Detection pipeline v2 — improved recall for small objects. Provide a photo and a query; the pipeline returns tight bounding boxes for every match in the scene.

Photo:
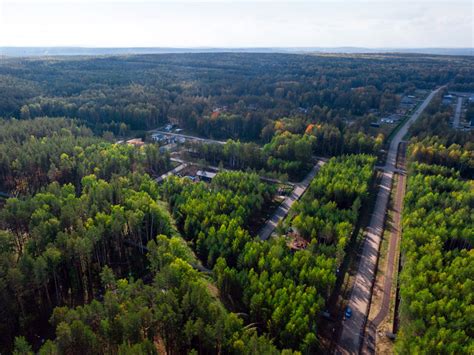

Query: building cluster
[442,94,455,106]
[380,113,402,124]
[399,95,416,111]
[372,95,419,127]
[151,133,185,145]
[443,92,474,130]
[171,169,217,184]
[125,138,145,147]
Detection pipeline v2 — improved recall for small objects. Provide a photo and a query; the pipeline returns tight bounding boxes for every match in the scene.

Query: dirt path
[258,161,324,240]
[372,170,405,327]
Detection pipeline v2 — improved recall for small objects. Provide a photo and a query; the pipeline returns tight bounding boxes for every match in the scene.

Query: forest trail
[258,160,325,240]
[336,87,442,355]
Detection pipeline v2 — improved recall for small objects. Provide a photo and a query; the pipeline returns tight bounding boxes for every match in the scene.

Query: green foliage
[0,117,171,194]
[264,132,314,180]
[162,171,275,266]
[306,123,383,156]
[1,53,472,137]
[41,236,282,355]
[235,238,331,350]
[13,337,33,355]
[1,169,283,353]
[409,136,474,178]
[396,160,474,354]
[0,174,171,350]
[291,155,375,264]
[162,160,374,351]
[191,126,381,182]
[2,53,472,353]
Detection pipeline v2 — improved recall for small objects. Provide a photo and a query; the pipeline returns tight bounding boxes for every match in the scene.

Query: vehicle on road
[345,306,352,319]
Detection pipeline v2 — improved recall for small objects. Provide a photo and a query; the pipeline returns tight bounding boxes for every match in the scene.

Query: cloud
[0,1,472,47]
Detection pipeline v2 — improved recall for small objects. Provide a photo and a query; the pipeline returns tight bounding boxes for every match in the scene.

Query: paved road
[375,165,405,175]
[336,87,441,354]
[453,97,463,129]
[375,175,406,321]
[362,142,407,354]
[373,143,407,328]
[386,88,441,171]
[258,161,324,240]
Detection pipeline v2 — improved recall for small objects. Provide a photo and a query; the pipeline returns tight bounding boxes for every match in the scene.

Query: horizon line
[1,45,473,49]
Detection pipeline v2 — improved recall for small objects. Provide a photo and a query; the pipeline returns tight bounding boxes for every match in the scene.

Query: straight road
[258,161,324,240]
[386,88,441,171]
[372,175,406,322]
[362,143,407,354]
[453,97,463,129]
[336,87,441,354]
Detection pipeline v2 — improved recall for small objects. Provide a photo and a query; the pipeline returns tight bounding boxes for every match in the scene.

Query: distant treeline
[1,53,473,141]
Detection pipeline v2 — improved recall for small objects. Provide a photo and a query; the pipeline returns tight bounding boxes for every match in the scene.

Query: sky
[0,0,472,48]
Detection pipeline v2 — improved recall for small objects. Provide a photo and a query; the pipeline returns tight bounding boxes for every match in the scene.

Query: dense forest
[0,52,473,353]
[30,236,289,354]
[290,155,375,264]
[161,155,375,351]
[396,159,473,353]
[0,117,171,194]
[408,136,474,178]
[0,133,332,352]
[0,119,291,353]
[189,123,381,181]
[395,90,474,353]
[1,53,473,141]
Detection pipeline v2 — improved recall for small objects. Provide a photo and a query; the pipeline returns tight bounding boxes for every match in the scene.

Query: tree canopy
[396,158,473,354]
